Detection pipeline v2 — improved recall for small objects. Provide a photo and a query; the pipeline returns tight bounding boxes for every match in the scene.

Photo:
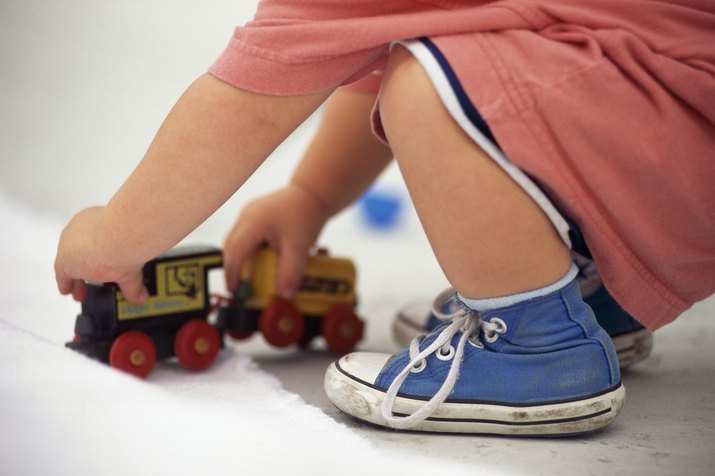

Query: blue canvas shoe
[393,255,653,368]
[325,279,625,435]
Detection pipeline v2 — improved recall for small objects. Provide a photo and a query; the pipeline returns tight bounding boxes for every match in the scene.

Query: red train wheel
[259,299,304,348]
[175,320,221,371]
[321,305,364,354]
[109,331,157,378]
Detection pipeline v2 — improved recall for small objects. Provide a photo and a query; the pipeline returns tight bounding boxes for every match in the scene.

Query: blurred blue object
[358,188,404,230]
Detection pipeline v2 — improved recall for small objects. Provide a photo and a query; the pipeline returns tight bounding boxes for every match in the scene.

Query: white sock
[457,263,579,312]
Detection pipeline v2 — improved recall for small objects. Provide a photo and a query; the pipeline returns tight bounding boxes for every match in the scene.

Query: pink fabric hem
[210,40,388,95]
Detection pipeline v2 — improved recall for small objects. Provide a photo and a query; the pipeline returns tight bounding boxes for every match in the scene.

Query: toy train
[66,245,364,378]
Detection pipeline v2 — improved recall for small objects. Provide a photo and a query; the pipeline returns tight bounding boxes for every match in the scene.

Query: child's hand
[223,184,330,299]
[55,206,149,303]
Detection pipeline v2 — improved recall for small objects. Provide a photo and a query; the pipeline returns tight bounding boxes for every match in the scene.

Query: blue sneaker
[393,256,653,368]
[325,280,625,435]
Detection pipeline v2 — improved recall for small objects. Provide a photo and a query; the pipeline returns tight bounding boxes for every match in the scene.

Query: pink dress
[209,0,715,330]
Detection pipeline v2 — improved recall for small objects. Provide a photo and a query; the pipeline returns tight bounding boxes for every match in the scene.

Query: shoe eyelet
[484,317,507,343]
[468,338,484,349]
[490,317,507,334]
[410,359,427,373]
[436,345,455,361]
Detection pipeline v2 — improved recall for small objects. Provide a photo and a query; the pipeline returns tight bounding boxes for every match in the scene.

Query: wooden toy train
[66,246,364,378]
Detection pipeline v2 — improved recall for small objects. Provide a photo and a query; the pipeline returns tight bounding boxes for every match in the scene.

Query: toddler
[55,1,715,435]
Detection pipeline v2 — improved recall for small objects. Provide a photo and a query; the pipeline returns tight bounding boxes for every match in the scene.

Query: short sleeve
[208,0,517,95]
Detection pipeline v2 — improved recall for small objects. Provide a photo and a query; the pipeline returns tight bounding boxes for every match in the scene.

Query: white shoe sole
[612,328,654,367]
[393,309,654,368]
[325,359,626,436]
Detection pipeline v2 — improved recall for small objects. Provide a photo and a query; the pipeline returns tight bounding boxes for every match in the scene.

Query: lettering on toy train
[119,302,150,315]
[298,276,351,295]
[166,264,199,298]
[153,299,185,310]
[119,299,186,318]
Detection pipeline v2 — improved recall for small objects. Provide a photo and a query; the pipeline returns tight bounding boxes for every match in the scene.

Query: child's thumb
[117,272,149,304]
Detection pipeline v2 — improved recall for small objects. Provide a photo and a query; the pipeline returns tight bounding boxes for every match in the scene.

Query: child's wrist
[91,206,148,272]
[287,180,333,222]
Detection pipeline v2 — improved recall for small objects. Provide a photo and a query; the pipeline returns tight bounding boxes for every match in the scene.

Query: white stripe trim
[396,39,572,248]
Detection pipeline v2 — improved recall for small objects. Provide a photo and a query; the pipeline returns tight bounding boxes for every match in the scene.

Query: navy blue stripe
[418,37,501,149]
[416,37,591,256]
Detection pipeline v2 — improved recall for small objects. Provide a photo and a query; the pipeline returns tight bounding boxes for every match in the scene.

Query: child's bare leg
[324,47,623,435]
[325,46,623,435]
[379,46,571,298]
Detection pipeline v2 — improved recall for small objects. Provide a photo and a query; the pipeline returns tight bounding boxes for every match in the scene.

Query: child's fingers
[56,274,88,302]
[70,280,88,302]
[56,272,74,297]
[276,244,309,300]
[223,226,266,293]
[55,261,87,301]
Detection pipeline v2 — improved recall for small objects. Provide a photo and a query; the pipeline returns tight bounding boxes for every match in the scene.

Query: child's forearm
[97,73,331,265]
[290,88,393,218]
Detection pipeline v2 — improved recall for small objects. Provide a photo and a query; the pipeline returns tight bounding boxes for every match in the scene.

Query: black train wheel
[109,331,157,378]
[321,305,364,354]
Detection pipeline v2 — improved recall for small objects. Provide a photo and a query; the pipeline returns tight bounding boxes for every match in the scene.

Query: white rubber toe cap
[335,352,392,385]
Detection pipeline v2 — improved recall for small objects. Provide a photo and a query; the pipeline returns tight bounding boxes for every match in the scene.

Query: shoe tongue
[420,323,452,348]
[440,295,460,313]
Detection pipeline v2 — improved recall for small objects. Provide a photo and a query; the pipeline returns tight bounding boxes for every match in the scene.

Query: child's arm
[55,73,331,303]
[223,87,393,298]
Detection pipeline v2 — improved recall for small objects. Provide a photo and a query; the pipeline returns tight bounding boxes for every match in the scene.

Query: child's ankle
[457,262,579,312]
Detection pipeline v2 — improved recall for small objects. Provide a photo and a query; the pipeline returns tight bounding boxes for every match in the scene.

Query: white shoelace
[381,288,507,429]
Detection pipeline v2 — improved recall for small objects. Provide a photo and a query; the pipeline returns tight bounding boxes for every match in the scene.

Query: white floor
[2,2,714,475]
[2,193,713,475]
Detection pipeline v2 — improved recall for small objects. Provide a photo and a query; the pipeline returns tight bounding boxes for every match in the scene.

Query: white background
[1,2,713,475]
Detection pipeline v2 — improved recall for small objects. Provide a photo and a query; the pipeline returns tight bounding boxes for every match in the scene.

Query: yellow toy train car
[66,245,364,377]
[217,247,364,354]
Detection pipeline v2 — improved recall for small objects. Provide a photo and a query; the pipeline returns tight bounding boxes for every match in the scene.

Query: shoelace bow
[381,288,507,429]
